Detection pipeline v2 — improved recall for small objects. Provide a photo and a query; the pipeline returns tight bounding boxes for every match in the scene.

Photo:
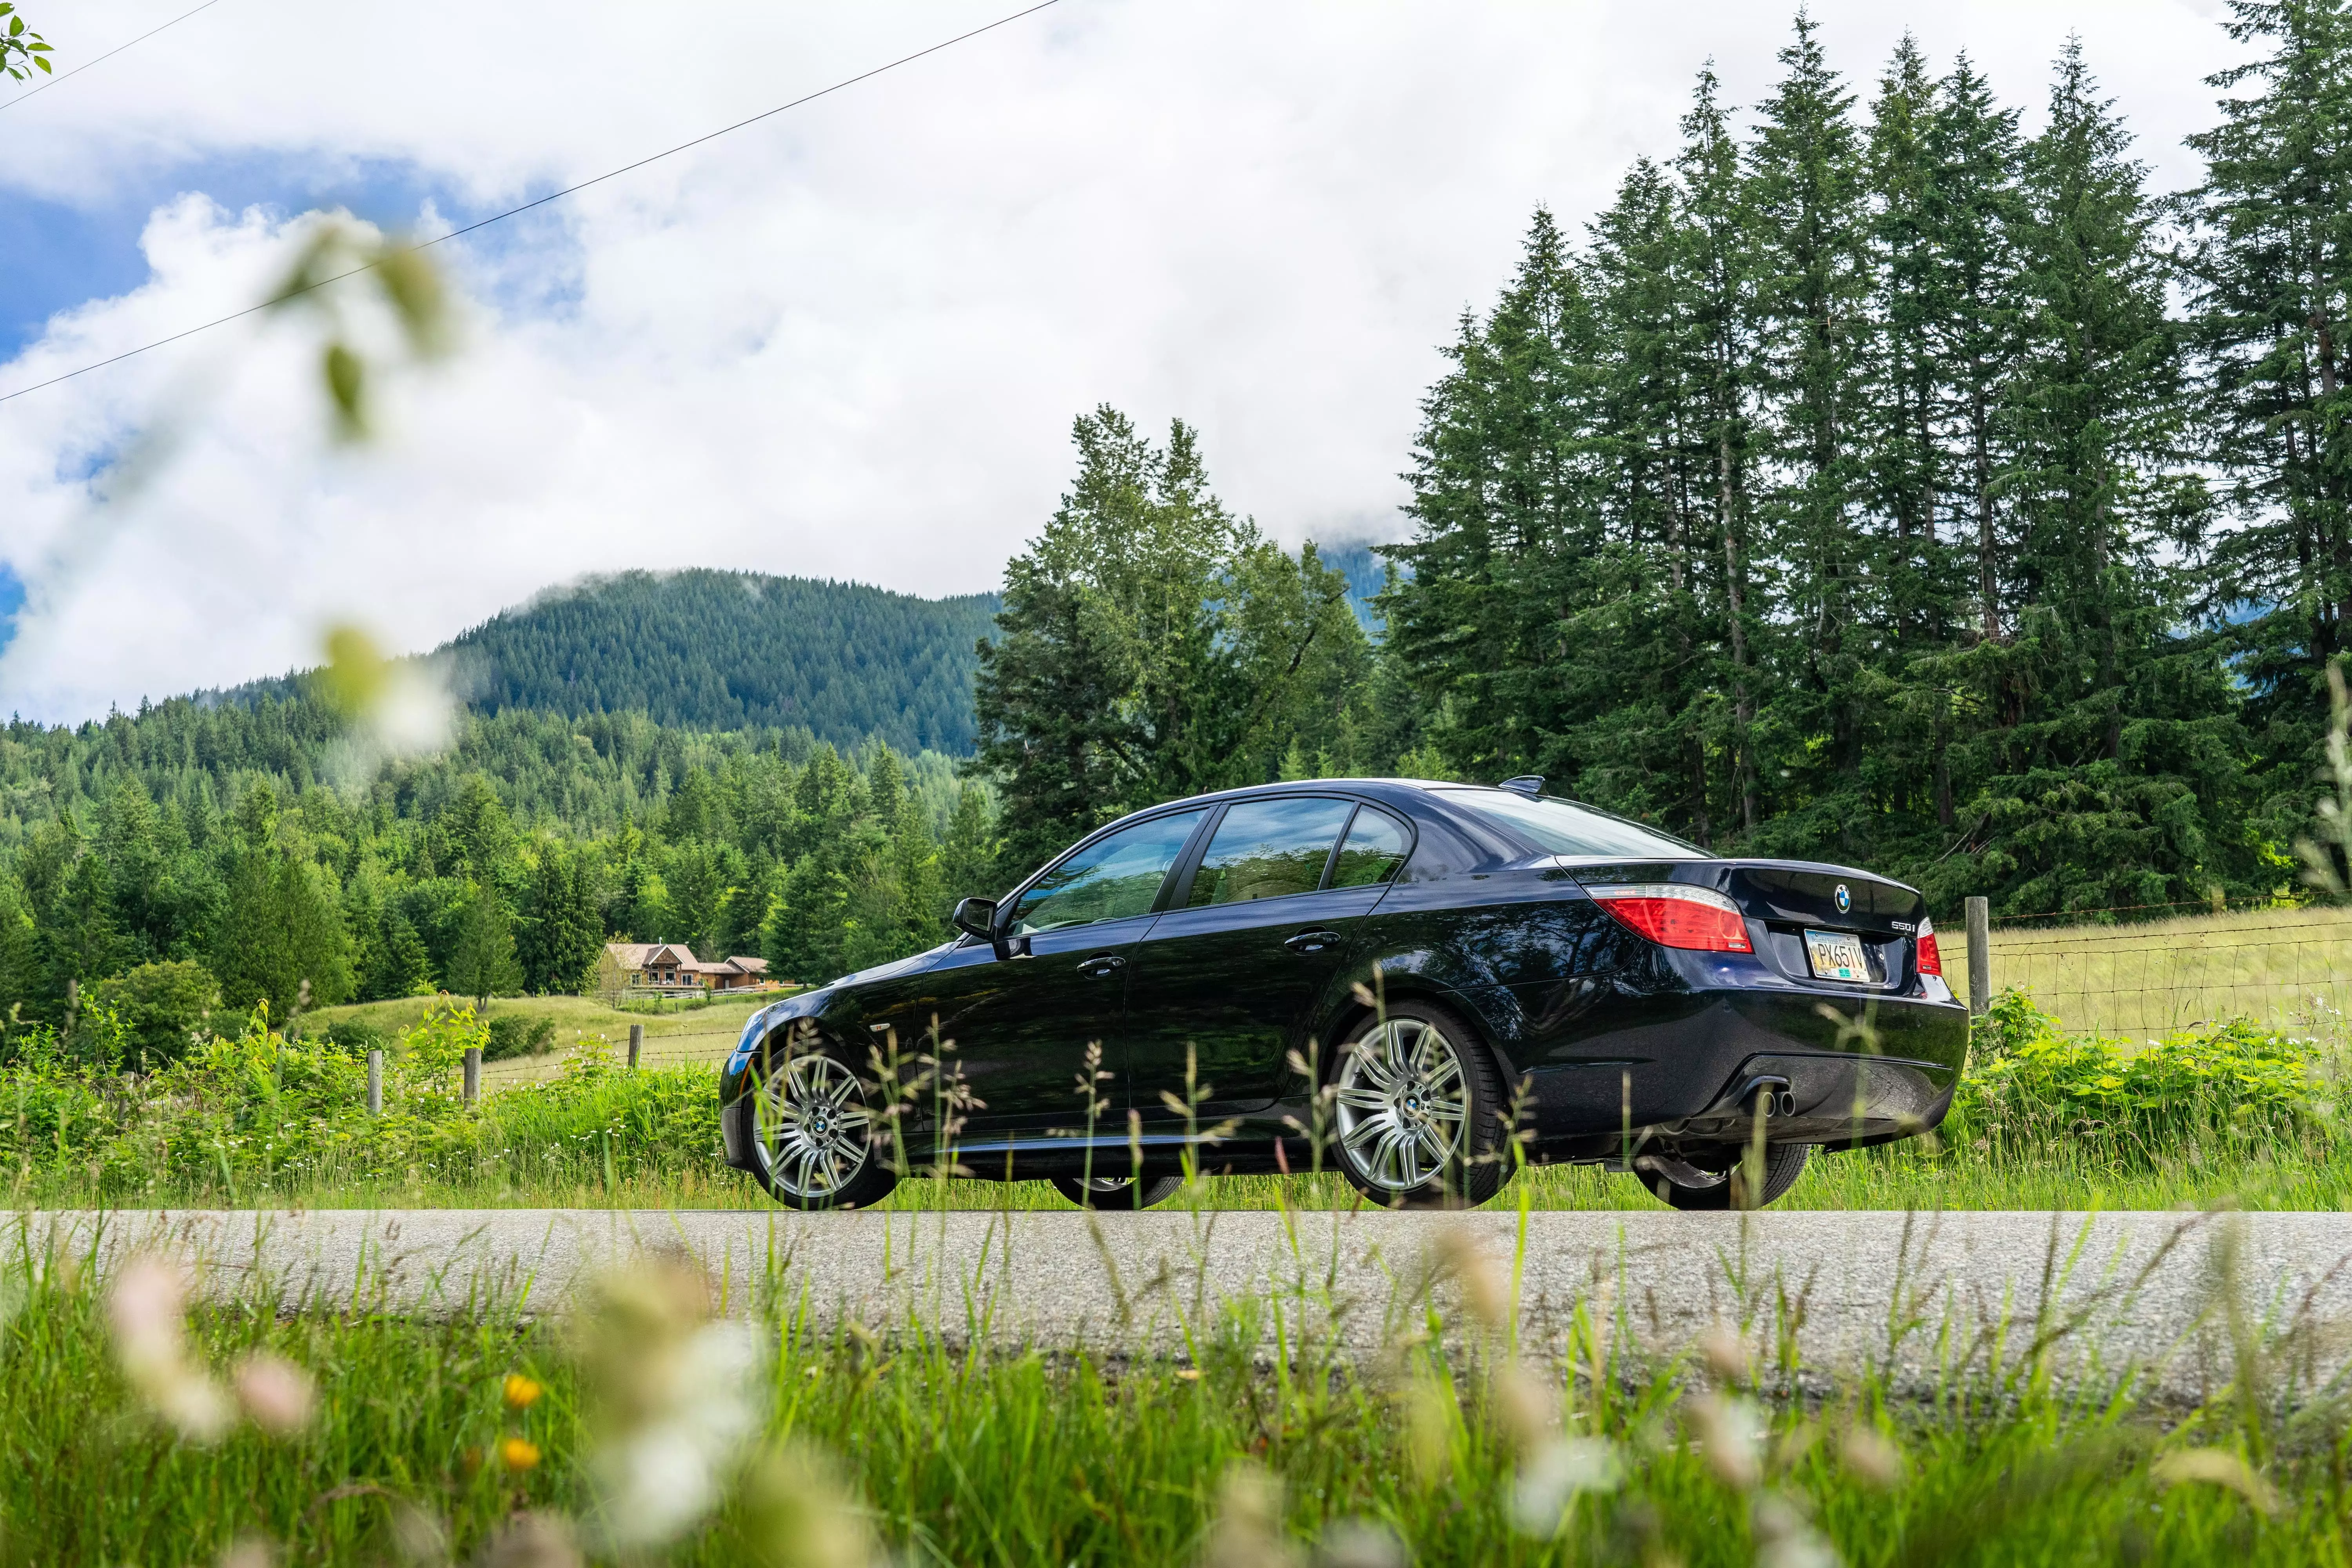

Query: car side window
[1330,805,1413,888]
[1185,797,1354,907]
[1008,810,1206,936]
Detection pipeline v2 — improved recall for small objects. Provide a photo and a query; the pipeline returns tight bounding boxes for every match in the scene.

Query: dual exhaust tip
[1738,1076,1798,1120]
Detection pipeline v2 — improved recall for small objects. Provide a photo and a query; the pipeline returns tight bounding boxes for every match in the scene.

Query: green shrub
[0,1000,722,1202]
[483,1014,556,1061]
[89,960,220,1071]
[1954,990,2317,1155]
[316,1019,388,1056]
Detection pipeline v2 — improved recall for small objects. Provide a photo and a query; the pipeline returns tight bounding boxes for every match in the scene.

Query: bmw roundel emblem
[1834,884,1851,914]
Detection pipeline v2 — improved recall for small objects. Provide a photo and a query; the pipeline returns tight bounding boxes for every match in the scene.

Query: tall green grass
[5,991,2348,1214]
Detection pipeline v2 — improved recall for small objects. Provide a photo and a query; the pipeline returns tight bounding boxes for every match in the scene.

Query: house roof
[604,943,768,976]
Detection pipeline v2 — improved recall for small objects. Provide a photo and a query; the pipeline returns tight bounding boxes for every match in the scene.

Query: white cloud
[0,0,2252,723]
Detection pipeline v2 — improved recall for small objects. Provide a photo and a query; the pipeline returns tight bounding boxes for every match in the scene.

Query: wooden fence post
[1964,895,1991,1017]
[367,1049,383,1117]
[628,1023,643,1071]
[463,1047,481,1106]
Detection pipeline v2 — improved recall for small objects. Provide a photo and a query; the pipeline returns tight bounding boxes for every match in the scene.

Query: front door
[858,808,1209,1148]
[1121,797,1412,1122]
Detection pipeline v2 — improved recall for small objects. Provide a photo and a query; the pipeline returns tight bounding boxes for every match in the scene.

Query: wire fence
[479,1025,746,1088]
[1960,903,2352,1038]
[473,903,2352,1093]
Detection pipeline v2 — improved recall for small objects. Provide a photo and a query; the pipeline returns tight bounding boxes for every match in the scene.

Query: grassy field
[1953,902,2352,1038]
[292,903,2352,1105]
[305,903,2352,1098]
[306,991,774,1087]
[0,1222,2339,1566]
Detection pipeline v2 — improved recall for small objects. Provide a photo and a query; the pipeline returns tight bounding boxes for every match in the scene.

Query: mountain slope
[446,570,1000,754]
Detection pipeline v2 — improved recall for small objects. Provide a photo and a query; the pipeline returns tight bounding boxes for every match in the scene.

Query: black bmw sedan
[717,778,1968,1212]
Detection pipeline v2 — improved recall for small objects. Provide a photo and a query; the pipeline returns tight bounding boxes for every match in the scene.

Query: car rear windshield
[1433,788,1708,860]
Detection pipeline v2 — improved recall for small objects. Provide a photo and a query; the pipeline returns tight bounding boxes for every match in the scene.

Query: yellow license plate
[1804,928,1869,982]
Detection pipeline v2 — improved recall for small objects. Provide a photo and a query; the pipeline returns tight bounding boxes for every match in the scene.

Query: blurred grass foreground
[0,1208,2345,1566]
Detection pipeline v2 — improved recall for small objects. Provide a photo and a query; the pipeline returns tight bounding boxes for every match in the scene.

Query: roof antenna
[1500,775,1544,795]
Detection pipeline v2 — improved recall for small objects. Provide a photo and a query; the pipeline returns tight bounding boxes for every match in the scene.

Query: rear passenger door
[1118,797,1414,1121]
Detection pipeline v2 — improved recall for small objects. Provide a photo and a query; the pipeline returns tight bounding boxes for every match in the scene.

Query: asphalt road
[15,1207,2347,1403]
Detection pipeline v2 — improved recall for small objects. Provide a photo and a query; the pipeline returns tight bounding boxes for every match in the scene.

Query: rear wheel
[1330,1001,1514,1209]
[1635,1144,1809,1210]
[1050,1173,1185,1210]
[749,1051,900,1210]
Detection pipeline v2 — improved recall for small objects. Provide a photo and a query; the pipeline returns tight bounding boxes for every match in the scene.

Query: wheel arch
[1309,963,1524,1085]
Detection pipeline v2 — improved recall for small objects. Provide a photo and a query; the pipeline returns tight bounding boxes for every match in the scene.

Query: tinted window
[1009,810,1206,935]
[1330,806,1413,887]
[1185,797,1353,907]
[1434,788,1707,859]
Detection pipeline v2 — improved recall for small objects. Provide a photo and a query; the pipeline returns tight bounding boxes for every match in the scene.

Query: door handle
[1284,929,1343,954]
[1076,953,1127,978]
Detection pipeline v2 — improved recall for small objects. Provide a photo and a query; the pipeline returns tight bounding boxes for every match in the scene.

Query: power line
[0,0,223,112]
[0,0,1062,407]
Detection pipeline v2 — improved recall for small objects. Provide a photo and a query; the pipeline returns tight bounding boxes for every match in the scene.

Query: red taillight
[1915,918,1943,977]
[1588,884,1751,953]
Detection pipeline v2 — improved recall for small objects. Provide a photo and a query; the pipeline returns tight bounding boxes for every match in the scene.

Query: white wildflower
[108,1256,234,1442]
[1510,1436,1624,1535]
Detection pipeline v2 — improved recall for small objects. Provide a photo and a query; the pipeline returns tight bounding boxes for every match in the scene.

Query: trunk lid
[1566,857,1929,989]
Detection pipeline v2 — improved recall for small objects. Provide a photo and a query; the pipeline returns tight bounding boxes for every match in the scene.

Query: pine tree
[362,908,433,1000]
[211,785,353,1013]
[939,782,1000,901]
[518,846,603,993]
[446,879,523,1010]
[1677,67,1769,835]
[1746,14,1878,856]
[1381,210,1606,783]
[1930,42,2253,911]
[1575,158,1723,837]
[974,408,1346,872]
[2183,0,2352,827]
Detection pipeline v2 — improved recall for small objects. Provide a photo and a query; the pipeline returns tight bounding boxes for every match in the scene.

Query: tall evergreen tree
[445,879,523,1011]
[517,845,603,994]
[2184,0,2352,828]
[974,407,1352,875]
[1931,43,2252,911]
[1677,67,1769,834]
[1746,14,1878,855]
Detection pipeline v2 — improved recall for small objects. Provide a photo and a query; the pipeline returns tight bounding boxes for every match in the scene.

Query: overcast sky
[0,0,2249,725]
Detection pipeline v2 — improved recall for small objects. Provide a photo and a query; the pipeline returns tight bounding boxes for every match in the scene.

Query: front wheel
[1050,1173,1185,1210]
[1330,1000,1513,1209]
[1635,1144,1809,1210]
[749,1051,900,1210]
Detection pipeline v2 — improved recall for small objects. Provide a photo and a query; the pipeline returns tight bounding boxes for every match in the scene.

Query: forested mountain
[447,571,999,754]
[212,571,1000,756]
[0,572,1006,1044]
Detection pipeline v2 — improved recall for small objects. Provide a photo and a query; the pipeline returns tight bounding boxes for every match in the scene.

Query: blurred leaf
[319,625,392,719]
[375,247,453,359]
[324,343,365,439]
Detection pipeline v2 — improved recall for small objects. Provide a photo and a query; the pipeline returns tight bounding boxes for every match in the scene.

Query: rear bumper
[1494,982,1967,1154]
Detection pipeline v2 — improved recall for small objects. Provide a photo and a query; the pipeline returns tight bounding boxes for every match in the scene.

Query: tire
[1638,1144,1810,1211]
[1050,1173,1185,1210]
[747,1048,900,1210]
[1329,1000,1514,1209]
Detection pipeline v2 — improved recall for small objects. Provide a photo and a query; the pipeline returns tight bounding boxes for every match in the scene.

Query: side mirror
[951,897,998,942]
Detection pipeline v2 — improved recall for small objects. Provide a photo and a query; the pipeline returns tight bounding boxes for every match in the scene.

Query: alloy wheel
[1334,1016,1470,1194]
[753,1053,876,1202]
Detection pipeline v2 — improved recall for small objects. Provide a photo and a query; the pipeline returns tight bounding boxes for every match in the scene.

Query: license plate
[1804,929,1870,982]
